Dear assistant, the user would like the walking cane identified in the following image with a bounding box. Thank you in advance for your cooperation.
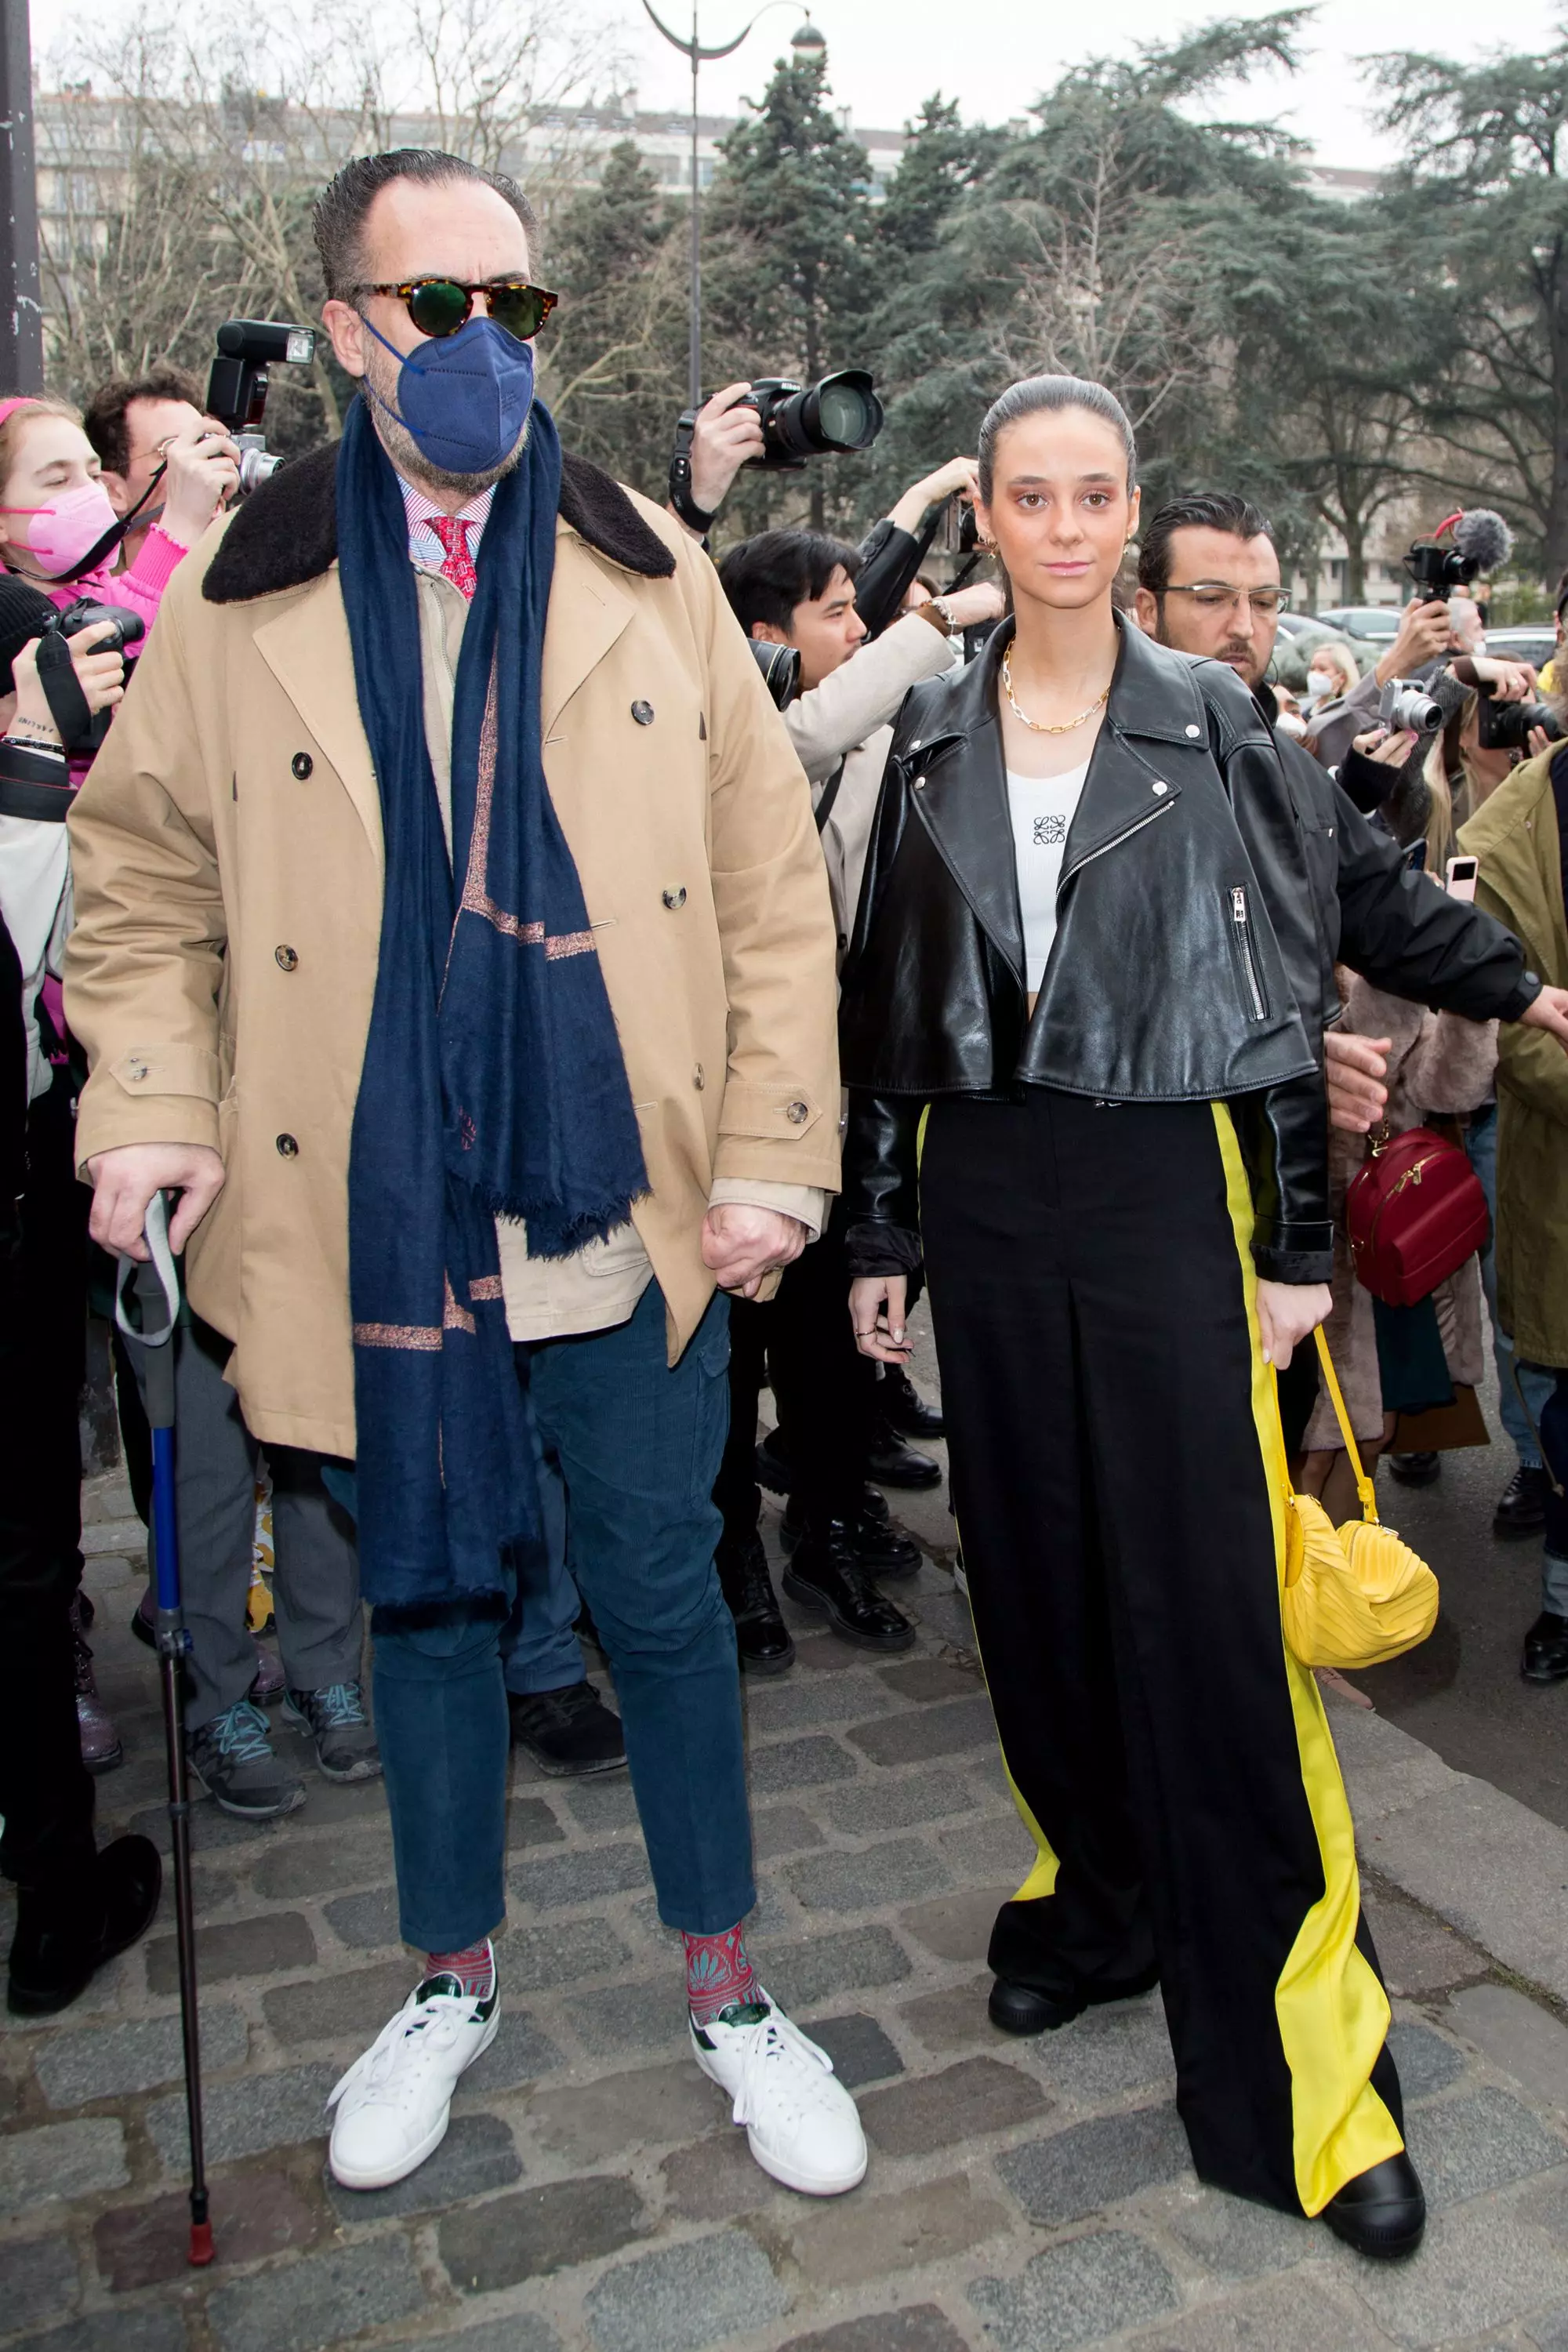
[115,1191,214,2267]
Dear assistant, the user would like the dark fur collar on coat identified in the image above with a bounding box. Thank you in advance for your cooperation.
[202,434,676,605]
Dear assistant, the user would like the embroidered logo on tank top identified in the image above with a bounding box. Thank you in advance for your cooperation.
[1033,812,1069,848]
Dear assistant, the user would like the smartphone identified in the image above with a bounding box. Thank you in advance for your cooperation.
[1446,854,1479,902]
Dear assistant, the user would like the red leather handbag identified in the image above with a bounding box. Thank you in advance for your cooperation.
[1346,1124,1490,1307]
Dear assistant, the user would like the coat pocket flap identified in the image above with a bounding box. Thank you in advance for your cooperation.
[717,1082,826,1141]
[110,1044,220,1100]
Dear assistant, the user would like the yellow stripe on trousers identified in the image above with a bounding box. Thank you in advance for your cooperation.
[1211,1102,1404,2216]
[916,1099,1062,1903]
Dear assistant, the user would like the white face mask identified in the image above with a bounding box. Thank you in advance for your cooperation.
[1275,709,1308,739]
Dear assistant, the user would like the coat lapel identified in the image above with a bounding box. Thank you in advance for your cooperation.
[910,704,1025,982]
[253,577,383,870]
[542,527,636,745]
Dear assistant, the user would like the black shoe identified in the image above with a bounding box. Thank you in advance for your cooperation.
[989,1962,1160,2037]
[782,1524,916,1653]
[756,1428,793,1497]
[1523,1610,1568,1685]
[781,1494,922,1581]
[129,1593,155,1649]
[1388,1450,1440,1486]
[1496,1462,1551,1537]
[866,1420,942,1490]
[717,1534,795,1675]
[880,1366,945,1441]
[507,1679,626,1776]
[1322,2151,1425,2259]
[7,1835,163,2017]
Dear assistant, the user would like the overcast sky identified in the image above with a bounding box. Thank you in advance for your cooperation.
[624,0,1557,170]
[25,0,1559,172]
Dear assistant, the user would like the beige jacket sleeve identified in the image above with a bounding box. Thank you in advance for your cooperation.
[784,612,957,788]
[64,564,229,1167]
[681,533,841,1197]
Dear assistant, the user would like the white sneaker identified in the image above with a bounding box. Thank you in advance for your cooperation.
[326,1953,500,2190]
[691,1987,867,2196]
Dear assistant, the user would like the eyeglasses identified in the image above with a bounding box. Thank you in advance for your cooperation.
[1161,583,1293,618]
[356,277,558,343]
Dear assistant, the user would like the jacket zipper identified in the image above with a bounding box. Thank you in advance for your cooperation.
[1057,798,1174,896]
[1231,885,1265,1018]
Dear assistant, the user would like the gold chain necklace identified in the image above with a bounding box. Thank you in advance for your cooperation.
[1002,650,1111,735]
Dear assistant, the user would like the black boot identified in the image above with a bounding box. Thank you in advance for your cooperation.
[1522,1610,1568,1685]
[880,1366,945,1440]
[8,1835,163,2017]
[1322,2151,1425,2259]
[755,1428,793,1497]
[1495,1462,1551,1536]
[782,1493,922,1581]
[866,1417,943,1490]
[989,1961,1160,2036]
[782,1520,916,1653]
[717,1533,795,1675]
[1387,1450,1440,1486]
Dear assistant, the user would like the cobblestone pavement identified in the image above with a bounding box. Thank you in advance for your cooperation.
[13,1345,1568,2351]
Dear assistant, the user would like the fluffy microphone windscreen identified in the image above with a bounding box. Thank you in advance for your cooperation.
[1452,508,1514,574]
[0,573,60,695]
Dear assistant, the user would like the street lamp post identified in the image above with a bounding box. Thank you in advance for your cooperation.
[640,1,807,409]
[0,0,42,394]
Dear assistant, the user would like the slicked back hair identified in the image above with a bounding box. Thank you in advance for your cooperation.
[311,148,539,307]
[978,374,1138,503]
[1139,493,1276,597]
[717,530,862,637]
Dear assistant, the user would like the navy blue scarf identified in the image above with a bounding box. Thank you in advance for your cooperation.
[338,397,647,1610]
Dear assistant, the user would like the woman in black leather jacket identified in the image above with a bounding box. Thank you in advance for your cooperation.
[839,375,1423,2258]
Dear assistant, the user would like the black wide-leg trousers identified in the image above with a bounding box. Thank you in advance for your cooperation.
[920,1087,1403,2217]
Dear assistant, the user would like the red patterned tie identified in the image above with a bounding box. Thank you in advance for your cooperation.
[430,513,477,602]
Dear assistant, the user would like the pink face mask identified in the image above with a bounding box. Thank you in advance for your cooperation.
[0,479,119,576]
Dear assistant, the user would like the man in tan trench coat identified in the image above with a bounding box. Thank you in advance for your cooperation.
[65,148,865,2201]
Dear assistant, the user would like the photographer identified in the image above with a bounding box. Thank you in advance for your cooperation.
[85,365,219,570]
[707,517,1000,1668]
[1310,590,1533,771]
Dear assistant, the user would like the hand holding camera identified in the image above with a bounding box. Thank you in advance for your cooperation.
[159,420,241,549]
[1374,601,1452,686]
[7,617,129,746]
[684,383,768,517]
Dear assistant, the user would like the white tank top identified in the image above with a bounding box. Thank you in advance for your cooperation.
[1006,760,1089,989]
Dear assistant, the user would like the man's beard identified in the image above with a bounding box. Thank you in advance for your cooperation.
[359,337,524,499]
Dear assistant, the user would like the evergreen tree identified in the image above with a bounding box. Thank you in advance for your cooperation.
[542,141,686,496]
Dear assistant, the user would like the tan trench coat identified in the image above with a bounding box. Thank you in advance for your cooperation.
[64,456,841,1459]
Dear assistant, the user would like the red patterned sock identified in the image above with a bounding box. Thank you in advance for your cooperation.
[684,1922,759,2025]
[423,1939,495,2000]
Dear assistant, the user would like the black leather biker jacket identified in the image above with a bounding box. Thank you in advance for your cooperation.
[838,616,1334,1285]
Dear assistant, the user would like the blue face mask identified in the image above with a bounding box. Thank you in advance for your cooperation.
[363,314,535,477]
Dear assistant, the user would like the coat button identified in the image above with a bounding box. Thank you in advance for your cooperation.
[274,945,299,971]
[1184,724,1200,739]
[127,1060,148,1081]
[662,887,687,909]
[692,1063,705,1091]
[1152,781,1169,796]
[276,1133,299,1158]
[786,1099,808,1124]
[631,699,655,726]
[292,752,314,779]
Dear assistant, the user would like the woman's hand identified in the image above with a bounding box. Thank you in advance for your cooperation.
[158,419,241,548]
[1468,654,1537,699]
[1255,1279,1332,1372]
[1350,724,1418,767]
[849,1274,912,1362]
[10,621,126,735]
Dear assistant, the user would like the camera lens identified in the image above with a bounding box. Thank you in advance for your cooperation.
[816,379,873,445]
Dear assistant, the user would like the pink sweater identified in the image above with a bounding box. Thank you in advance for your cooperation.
[41,521,190,630]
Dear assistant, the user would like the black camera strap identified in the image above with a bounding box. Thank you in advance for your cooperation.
[667,450,718,539]
[34,626,94,748]
[814,757,848,834]
[48,463,169,587]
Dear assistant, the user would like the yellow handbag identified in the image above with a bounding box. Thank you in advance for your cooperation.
[1279,1329,1439,1672]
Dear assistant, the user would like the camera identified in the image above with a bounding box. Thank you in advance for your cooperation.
[205,318,317,494]
[1403,540,1479,598]
[45,598,145,752]
[1475,684,1566,753]
[749,639,800,711]
[673,368,884,486]
[1378,677,1443,735]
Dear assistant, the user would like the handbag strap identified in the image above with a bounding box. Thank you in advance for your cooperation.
[1310,1327,1381,1525]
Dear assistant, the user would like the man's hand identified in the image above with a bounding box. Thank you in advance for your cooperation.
[938,581,1007,629]
[86,1142,226,1259]
[700,1203,806,1299]
[1326,1029,1392,1134]
[677,383,766,524]
[886,456,981,537]
[160,420,241,546]
[1519,985,1568,1051]
[1256,1279,1332,1372]
[1375,601,1451,688]
[1469,654,1537,701]
[849,1274,911,1362]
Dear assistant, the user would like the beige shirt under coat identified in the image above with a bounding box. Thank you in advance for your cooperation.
[413,564,825,1340]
